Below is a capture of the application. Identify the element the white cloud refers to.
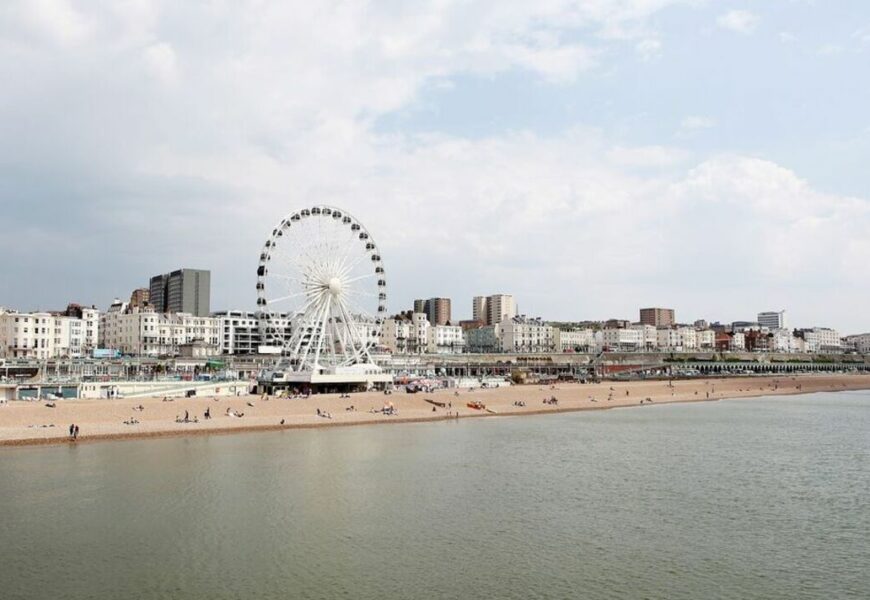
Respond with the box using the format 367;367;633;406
143;42;179;84
1;1;869;330
14;0;94;45
635;38;662;61
817;43;844;56
716;10;760;35
606;145;689;167
680;115;716;130
778;31;797;44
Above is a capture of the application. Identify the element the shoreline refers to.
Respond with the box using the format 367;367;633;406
1;374;868;449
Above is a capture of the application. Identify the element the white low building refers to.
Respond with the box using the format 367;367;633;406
769;328;799;353
499;317;556;353
797;328;841;353
628;324;658;350
603;327;644;351
678;327;697;350
557;328;596;352
426;325;465;354
696;329;715;350
844;333;870;354
656;328;680;351
0;308;98;359
381;318;411;354
100;301;220;357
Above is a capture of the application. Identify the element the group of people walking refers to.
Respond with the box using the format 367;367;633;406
68;424;79;440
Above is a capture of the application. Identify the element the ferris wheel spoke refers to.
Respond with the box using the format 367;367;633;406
338;249;371;278
267;290;313;305
333;225;360;277
343;286;377;298
343;271;378;285
267;270;312;287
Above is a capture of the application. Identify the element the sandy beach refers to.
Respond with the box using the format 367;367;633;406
1;373;868;447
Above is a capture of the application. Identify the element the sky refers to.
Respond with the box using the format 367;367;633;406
1;0;870;332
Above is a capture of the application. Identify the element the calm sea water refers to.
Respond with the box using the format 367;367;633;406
1;392;869;600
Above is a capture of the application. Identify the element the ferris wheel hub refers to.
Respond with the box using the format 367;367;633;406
327;277;343;296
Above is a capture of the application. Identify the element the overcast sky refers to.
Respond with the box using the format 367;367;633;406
1;1;869;331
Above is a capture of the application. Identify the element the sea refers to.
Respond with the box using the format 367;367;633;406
1;391;868;599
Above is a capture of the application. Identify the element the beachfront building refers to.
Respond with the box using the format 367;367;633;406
498;316;556;353
408;312;430;354
426;324;465;354
381;318;411;354
696;329;715;350
795;328;841;353
0;307;99;359
602;327;644;351
213;310;260;355
556;328;596;352
731;331;746;351
100;301;220;357
465;325;500;353
844;333;870;354
628;324;658;350
678;326;697;350
769;328;799;353
656;328;680;351
59;304;100;355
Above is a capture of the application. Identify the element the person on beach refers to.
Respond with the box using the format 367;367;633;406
69;424;74;438
73;425;79;439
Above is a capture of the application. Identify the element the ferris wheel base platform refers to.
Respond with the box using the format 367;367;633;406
258;367;393;394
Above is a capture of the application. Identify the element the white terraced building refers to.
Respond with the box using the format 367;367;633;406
844;333;870;353
628;324;658;350
426;324;465;354
602;327;644;351
100;301;220;357
409;312;430;354
556;329;596;352
499;316;556;353
797;328;841;353
380;318;411;354
0;308;98;359
696;329;715;350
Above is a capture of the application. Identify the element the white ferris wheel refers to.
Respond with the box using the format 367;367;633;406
256;206;386;373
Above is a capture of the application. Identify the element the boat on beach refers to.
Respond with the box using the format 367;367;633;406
424;398;446;407
467;400;486;410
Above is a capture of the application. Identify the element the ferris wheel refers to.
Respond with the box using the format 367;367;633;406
256;206;386;373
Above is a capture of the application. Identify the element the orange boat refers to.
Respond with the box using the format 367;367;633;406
467;400;486;410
